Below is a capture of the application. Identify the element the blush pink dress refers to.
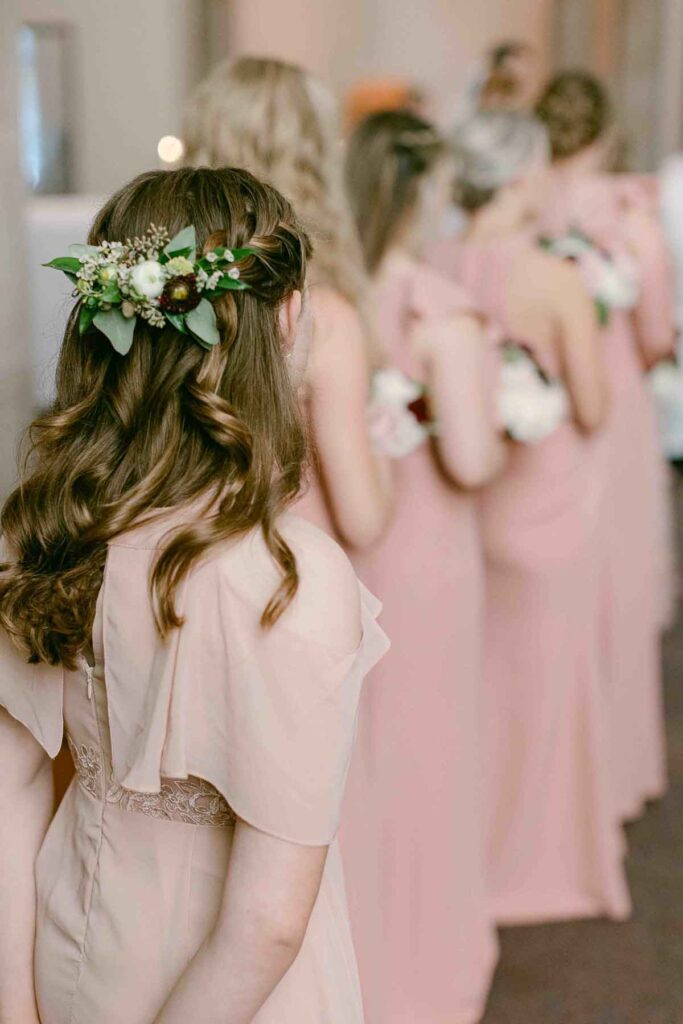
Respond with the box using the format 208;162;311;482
540;172;675;820
0;511;389;1024
431;234;631;925
336;258;499;1024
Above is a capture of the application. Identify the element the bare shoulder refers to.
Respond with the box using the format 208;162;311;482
519;245;586;304
308;284;367;383
309;284;360;335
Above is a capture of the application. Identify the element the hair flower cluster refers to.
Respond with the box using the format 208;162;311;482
44;224;255;355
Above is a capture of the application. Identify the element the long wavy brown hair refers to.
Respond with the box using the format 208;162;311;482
0;167;311;669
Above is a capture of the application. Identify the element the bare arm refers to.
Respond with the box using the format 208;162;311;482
154;822;328;1024
307;288;393;549
551;260;609;433
419;314;505;488
0;709;54;1024
624;207;677;369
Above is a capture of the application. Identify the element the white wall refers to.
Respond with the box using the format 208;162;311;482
0;0;32;496
228;0;553;122
19;0;206;194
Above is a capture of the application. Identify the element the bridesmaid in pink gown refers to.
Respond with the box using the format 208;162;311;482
433;110;631;924
342;111;505;1024
537;72;676;819
184;56;393;549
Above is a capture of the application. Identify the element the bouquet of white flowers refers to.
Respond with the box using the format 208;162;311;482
368;367;434;459
499;342;569;444
540;228;640;326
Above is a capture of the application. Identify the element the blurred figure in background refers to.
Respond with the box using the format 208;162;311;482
184;56;393;549
478;41;544;113
342;109;503;1024
537;72;676;819
431;111;631;925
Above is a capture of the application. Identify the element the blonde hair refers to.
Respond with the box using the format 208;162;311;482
184;56;364;307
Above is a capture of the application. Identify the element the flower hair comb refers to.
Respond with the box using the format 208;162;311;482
44;224;255;354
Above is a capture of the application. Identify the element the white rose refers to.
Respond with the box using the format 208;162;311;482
578;248;640;311
368;401;429;458
371;367;423;407
129;260;165;299
499;361;568;444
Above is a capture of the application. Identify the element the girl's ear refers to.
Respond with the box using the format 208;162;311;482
278;290;303;352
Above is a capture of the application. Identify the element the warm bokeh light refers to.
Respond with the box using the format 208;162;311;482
157;135;185;164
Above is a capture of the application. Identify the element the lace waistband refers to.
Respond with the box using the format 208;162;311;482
67;736;237;828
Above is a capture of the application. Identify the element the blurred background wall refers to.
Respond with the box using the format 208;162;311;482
2;0;683;492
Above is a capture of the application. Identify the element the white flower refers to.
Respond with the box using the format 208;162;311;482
499;348;569;443
228;267;241;280
166;255;194;276
129;260;166;299
371;367;422;408
98;264;118;284
579;249;640;310
205;251;218;264
368;402;429;458
548;233;592;260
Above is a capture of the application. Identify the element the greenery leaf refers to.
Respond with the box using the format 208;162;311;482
165;226;197;262
185;298;220;348
43;256;82;274
99;282;122;304
68;243;99;259
164;312;188;334
93;308;137;354
213;276;249;292
596;299;610;327
79;304;96;334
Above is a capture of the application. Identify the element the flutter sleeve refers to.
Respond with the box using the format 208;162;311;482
0;623;64;758
103;518;389;846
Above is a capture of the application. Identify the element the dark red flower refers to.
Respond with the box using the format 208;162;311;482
159;274;201;314
408;395;431;424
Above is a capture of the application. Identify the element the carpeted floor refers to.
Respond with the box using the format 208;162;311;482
481;474;683;1024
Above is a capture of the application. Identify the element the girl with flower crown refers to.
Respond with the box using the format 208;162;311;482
341;109;505;1024
184;56;394;549
537;72;676;822
0;166;389;1024
431;110;630;928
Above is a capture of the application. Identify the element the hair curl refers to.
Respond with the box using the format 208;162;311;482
536;71;612;160
0;167;312;668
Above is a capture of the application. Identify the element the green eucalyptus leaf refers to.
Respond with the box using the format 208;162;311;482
213;275;249;293
164;312;189;335
165;226;197;262
93;307;137;355
99;282;122;304
228;246;256;261
185;298;220;348
79;304;96;334
44;256;82;274
68;243;99;259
